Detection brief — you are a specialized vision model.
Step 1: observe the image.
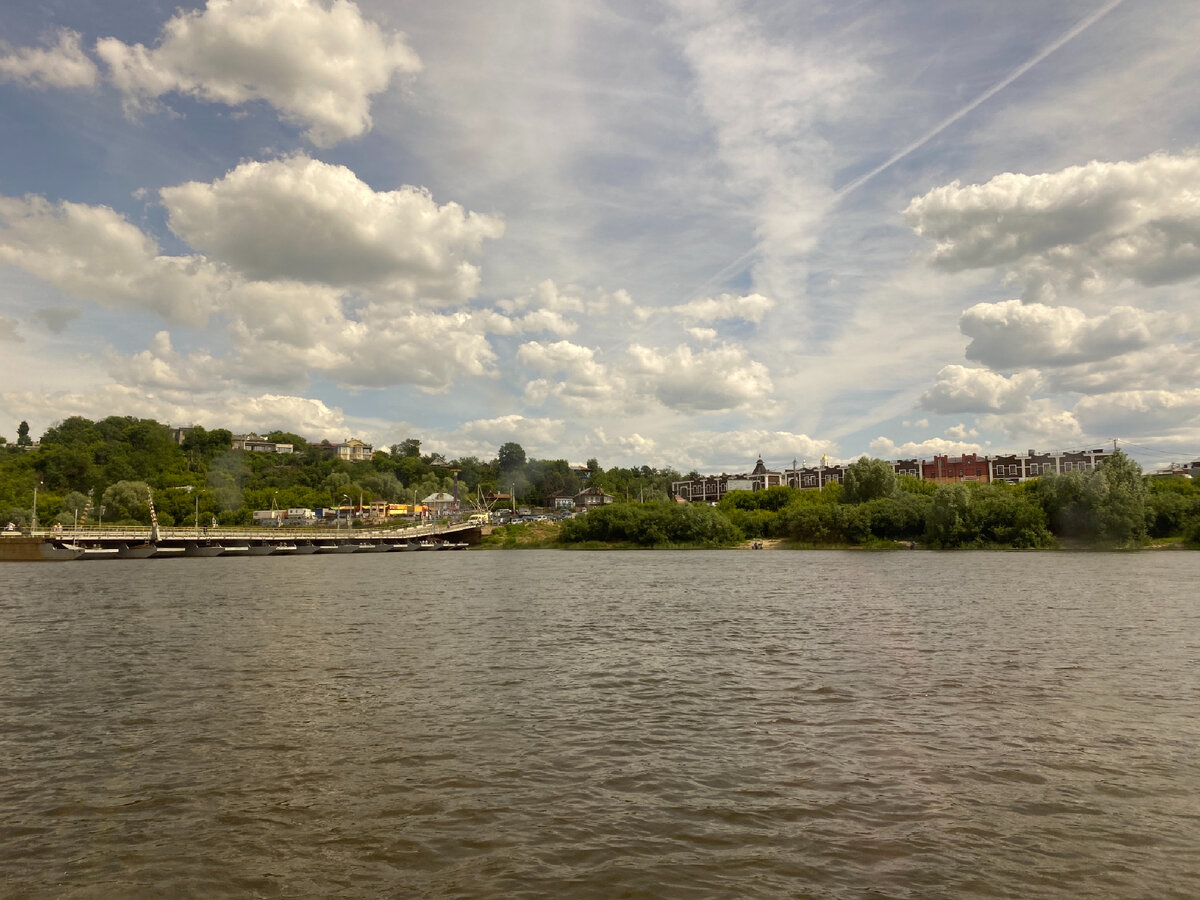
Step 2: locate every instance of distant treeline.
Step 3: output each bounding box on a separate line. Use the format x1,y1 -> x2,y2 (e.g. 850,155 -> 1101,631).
0,416 -> 683,527
557,454 -> 1200,549
3,417 -> 1196,547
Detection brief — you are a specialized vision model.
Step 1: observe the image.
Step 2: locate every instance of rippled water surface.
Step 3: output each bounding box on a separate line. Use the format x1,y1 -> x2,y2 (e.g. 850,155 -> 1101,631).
2,550 -> 1199,898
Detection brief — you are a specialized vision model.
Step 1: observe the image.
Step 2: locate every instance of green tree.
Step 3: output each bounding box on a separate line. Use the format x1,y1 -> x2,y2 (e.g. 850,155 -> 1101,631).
1093,450 -> 1147,544
101,480 -> 153,523
860,494 -> 930,542
720,485 -> 797,512
925,484 -> 975,547
559,501 -> 740,546
59,490 -> 90,521
1146,479 -> 1200,538
393,438 -> 422,458
842,456 -> 897,504
779,502 -> 843,543
16,420 -> 32,447
1035,450 -> 1146,545
497,442 -> 527,472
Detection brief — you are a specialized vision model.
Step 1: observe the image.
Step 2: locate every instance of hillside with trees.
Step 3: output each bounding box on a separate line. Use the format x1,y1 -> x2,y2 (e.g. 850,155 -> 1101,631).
3,417 -> 1197,548
1,416 -> 681,529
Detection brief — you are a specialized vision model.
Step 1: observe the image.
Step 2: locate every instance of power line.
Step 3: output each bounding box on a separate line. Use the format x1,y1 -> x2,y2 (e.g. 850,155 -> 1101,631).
1113,438 -> 1199,460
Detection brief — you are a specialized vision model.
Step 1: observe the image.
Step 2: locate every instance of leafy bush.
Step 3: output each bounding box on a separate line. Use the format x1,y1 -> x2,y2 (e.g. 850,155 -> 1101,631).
558,501 -> 740,546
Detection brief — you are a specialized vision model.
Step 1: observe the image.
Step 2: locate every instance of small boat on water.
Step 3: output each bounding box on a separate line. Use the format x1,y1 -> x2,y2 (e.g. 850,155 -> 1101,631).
245,544 -> 277,556
355,542 -> 390,552
292,542 -> 318,554
220,544 -> 250,555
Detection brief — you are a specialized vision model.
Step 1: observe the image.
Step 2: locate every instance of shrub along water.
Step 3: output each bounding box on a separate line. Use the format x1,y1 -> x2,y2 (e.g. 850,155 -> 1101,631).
557,501 -> 741,546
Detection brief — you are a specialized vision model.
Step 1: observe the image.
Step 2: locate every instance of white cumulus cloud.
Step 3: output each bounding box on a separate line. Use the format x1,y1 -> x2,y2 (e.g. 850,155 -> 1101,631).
626,343 -> 774,413
961,299 -> 1176,368
452,415 -> 565,457
869,436 -> 983,460
1073,389 -> 1200,440
671,292 -> 776,324
94,0 -> 420,146
0,29 -> 99,89
975,400 -> 1084,447
919,365 -> 1041,414
906,153 -> 1200,300
0,385 -> 349,439
0,193 -> 227,327
161,155 -> 503,302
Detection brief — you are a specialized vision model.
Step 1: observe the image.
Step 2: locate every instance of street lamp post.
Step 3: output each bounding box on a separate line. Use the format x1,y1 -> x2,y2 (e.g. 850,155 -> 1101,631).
31,481 -> 41,533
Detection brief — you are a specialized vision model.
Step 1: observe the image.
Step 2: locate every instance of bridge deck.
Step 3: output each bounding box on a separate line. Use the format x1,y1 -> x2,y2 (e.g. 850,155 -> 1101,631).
1,521 -> 481,561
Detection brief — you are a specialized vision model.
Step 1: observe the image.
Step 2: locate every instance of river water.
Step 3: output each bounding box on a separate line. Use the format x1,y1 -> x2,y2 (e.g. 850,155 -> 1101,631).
1,550 -> 1198,898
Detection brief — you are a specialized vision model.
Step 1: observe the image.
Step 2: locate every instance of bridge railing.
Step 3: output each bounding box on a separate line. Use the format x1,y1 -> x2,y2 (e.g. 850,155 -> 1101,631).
18,521 -> 479,541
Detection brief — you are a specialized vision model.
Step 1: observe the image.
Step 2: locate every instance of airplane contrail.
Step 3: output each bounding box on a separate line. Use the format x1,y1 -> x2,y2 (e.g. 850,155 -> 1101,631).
689,0 -> 1128,299
834,0 -> 1128,200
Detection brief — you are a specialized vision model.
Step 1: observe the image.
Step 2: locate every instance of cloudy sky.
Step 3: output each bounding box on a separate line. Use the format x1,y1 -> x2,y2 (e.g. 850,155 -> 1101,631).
1,0 -> 1197,472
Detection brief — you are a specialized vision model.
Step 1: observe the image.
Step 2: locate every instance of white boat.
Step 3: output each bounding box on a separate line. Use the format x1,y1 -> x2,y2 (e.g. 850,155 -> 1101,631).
355,542 -> 389,552
220,544 -> 250,555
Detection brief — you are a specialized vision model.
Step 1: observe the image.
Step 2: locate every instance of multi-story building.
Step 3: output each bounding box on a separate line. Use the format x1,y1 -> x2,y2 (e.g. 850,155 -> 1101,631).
1151,460 -> 1200,478
1059,448 -> 1109,473
990,448 -> 1111,482
334,438 -> 373,461
782,459 -> 845,489
673,458 -> 783,502
922,453 -> 990,485
231,433 -> 293,454
575,486 -> 615,508
673,448 -> 1116,502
